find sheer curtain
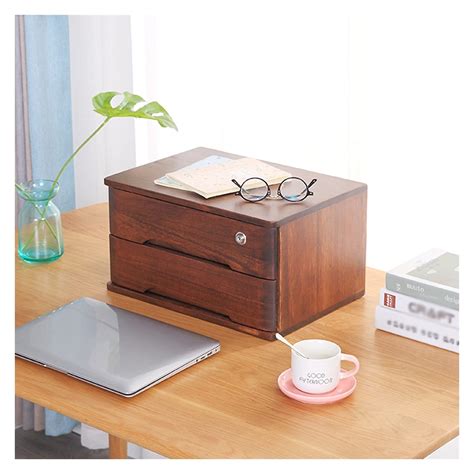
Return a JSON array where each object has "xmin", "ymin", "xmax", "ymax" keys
[{"xmin": 68, "ymin": 15, "xmax": 136, "ymax": 208}]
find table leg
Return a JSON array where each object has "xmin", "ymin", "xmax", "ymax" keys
[{"xmin": 109, "ymin": 434, "xmax": 128, "ymax": 459}]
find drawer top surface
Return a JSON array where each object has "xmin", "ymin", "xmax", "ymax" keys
[{"xmin": 105, "ymin": 147, "xmax": 367, "ymax": 227}]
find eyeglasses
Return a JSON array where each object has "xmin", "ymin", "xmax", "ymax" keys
[{"xmin": 231, "ymin": 177, "xmax": 318, "ymax": 203}]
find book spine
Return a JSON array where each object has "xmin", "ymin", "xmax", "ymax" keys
[
  {"xmin": 385, "ymin": 273, "xmax": 459, "ymax": 310},
  {"xmin": 375, "ymin": 305, "xmax": 459, "ymax": 353},
  {"xmin": 379, "ymin": 288, "xmax": 459, "ymax": 328}
]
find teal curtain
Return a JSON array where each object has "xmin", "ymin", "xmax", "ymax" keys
[
  {"xmin": 16, "ymin": 15, "xmax": 78, "ymax": 437},
  {"xmin": 23, "ymin": 15, "xmax": 76, "ymax": 211}
]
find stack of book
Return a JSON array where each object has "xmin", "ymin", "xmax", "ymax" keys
[{"xmin": 375, "ymin": 249, "xmax": 459, "ymax": 353}]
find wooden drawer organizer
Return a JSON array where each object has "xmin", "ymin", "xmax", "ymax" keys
[{"xmin": 105, "ymin": 147, "xmax": 367, "ymax": 340}]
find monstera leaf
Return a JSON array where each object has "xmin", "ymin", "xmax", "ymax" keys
[
  {"xmin": 16, "ymin": 90, "xmax": 177, "ymax": 213},
  {"xmin": 92, "ymin": 91, "xmax": 178, "ymax": 130}
]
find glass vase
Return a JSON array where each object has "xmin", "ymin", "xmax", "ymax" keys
[{"xmin": 16, "ymin": 179, "xmax": 64, "ymax": 263}]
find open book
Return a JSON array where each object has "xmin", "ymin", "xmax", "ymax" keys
[{"xmin": 154, "ymin": 155, "xmax": 291, "ymax": 199}]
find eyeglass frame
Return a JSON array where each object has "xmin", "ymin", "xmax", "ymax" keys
[{"xmin": 231, "ymin": 176, "xmax": 318, "ymax": 203}]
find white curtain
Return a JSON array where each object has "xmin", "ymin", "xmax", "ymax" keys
[{"xmin": 68, "ymin": 15, "xmax": 136, "ymax": 208}]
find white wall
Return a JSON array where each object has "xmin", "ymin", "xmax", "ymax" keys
[
  {"xmin": 348, "ymin": 6, "xmax": 468, "ymax": 270},
  {"xmin": 69, "ymin": 15, "xmax": 136, "ymax": 208},
  {"xmin": 131, "ymin": 1, "xmax": 470, "ymax": 271},
  {"xmin": 131, "ymin": 5, "xmax": 350, "ymax": 177}
]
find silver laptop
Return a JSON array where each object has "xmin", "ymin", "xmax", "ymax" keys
[{"xmin": 15, "ymin": 297, "xmax": 220, "ymax": 397}]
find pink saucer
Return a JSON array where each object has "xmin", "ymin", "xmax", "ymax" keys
[{"xmin": 277, "ymin": 369, "xmax": 357, "ymax": 404}]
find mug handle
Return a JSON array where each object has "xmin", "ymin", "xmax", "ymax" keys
[{"xmin": 340, "ymin": 354, "xmax": 360, "ymax": 379}]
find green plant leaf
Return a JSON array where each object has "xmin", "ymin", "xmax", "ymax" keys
[
  {"xmin": 92, "ymin": 91, "xmax": 119, "ymax": 112},
  {"xmin": 92, "ymin": 91, "xmax": 178, "ymax": 130}
]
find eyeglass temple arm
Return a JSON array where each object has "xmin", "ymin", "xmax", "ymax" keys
[
  {"xmin": 306, "ymin": 178, "xmax": 318, "ymax": 195},
  {"xmin": 231, "ymin": 179, "xmax": 242, "ymax": 195}
]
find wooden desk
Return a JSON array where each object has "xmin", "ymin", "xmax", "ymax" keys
[{"xmin": 15, "ymin": 204, "xmax": 459, "ymax": 459}]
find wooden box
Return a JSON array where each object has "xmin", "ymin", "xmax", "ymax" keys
[{"xmin": 104, "ymin": 148, "xmax": 367, "ymax": 340}]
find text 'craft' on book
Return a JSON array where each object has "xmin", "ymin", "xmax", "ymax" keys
[{"xmin": 379, "ymin": 288, "xmax": 459, "ymax": 328}]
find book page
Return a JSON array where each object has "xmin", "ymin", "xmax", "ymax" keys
[
  {"xmin": 154, "ymin": 155, "xmax": 233, "ymax": 191},
  {"xmin": 166, "ymin": 158, "xmax": 291, "ymax": 198}
]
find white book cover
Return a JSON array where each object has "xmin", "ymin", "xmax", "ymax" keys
[
  {"xmin": 387, "ymin": 248, "xmax": 459, "ymax": 293},
  {"xmin": 386, "ymin": 249, "xmax": 459, "ymax": 310},
  {"xmin": 379, "ymin": 288, "xmax": 459, "ymax": 328},
  {"xmin": 375, "ymin": 305, "xmax": 459, "ymax": 353}
]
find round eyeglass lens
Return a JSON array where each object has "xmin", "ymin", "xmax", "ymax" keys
[
  {"xmin": 240, "ymin": 178, "xmax": 269, "ymax": 201},
  {"xmin": 279, "ymin": 178, "xmax": 308, "ymax": 202}
]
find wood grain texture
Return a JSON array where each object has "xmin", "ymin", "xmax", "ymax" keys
[
  {"xmin": 278, "ymin": 191, "xmax": 367, "ymax": 331},
  {"xmin": 106, "ymin": 149, "xmax": 367, "ymax": 338},
  {"xmin": 105, "ymin": 147, "xmax": 367, "ymax": 228},
  {"xmin": 109, "ymin": 188, "xmax": 276, "ymax": 279},
  {"xmin": 110, "ymin": 235, "xmax": 277, "ymax": 331},
  {"xmin": 108, "ymin": 435, "xmax": 127, "ymax": 459},
  {"xmin": 107, "ymin": 282, "xmax": 275, "ymax": 340},
  {"xmin": 16, "ymin": 204, "xmax": 459, "ymax": 459}
]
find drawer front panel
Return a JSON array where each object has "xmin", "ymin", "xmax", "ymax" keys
[
  {"xmin": 109, "ymin": 189, "xmax": 276, "ymax": 279},
  {"xmin": 110, "ymin": 236, "xmax": 277, "ymax": 331}
]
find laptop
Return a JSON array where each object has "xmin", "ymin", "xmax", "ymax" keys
[{"xmin": 15, "ymin": 297, "xmax": 220, "ymax": 397}]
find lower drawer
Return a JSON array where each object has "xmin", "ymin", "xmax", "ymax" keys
[{"xmin": 109, "ymin": 235, "xmax": 277, "ymax": 331}]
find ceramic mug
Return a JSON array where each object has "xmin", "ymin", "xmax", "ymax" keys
[{"xmin": 291, "ymin": 339, "xmax": 359, "ymax": 394}]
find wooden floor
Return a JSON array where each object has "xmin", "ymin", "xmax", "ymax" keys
[{"xmin": 15, "ymin": 429, "xmax": 109, "ymax": 459}]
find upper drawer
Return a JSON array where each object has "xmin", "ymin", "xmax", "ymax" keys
[{"xmin": 109, "ymin": 188, "xmax": 276, "ymax": 279}]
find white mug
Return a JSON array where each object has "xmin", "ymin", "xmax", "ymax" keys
[{"xmin": 291, "ymin": 339, "xmax": 359, "ymax": 394}]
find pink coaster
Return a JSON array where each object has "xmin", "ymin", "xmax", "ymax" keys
[{"xmin": 277, "ymin": 368, "xmax": 357, "ymax": 404}]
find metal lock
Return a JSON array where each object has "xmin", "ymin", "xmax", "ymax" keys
[{"xmin": 235, "ymin": 232, "xmax": 247, "ymax": 246}]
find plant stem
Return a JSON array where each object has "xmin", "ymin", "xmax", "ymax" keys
[
  {"xmin": 20, "ymin": 205, "xmax": 60, "ymax": 253},
  {"xmin": 50, "ymin": 117, "xmax": 111, "ymax": 194},
  {"xmin": 17, "ymin": 117, "xmax": 112, "ymax": 254},
  {"xmin": 16, "ymin": 183, "xmax": 59, "ymax": 247}
]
